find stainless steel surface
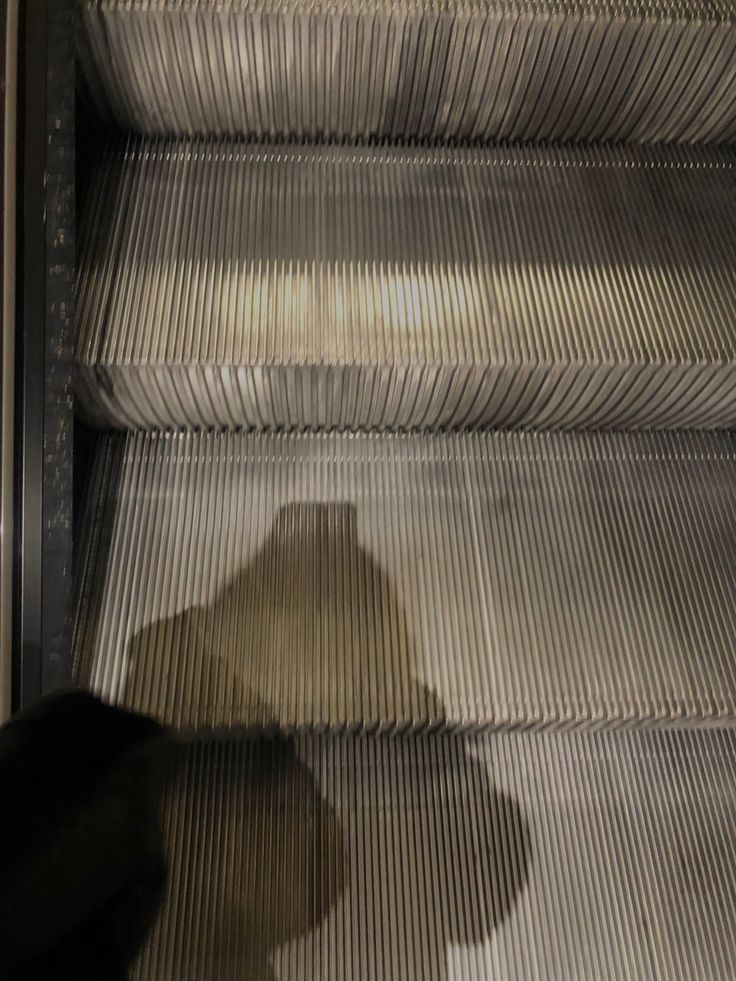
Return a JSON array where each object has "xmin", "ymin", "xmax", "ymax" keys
[
  {"xmin": 135, "ymin": 729, "xmax": 736, "ymax": 980},
  {"xmin": 79, "ymin": 0, "xmax": 736, "ymax": 144},
  {"xmin": 74, "ymin": 429, "xmax": 736, "ymax": 732},
  {"xmin": 70, "ymin": 4, "xmax": 736, "ymax": 975},
  {"xmin": 75, "ymin": 141, "xmax": 736, "ymax": 432}
]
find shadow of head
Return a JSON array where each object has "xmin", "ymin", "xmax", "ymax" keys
[{"xmin": 125, "ymin": 500, "xmax": 441, "ymax": 728}]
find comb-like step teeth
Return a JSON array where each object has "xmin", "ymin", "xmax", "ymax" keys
[
  {"xmin": 79, "ymin": 0, "xmax": 736, "ymax": 144},
  {"xmin": 134, "ymin": 729, "xmax": 736, "ymax": 980},
  {"xmin": 74, "ymin": 429, "xmax": 736, "ymax": 732},
  {"xmin": 75, "ymin": 141, "xmax": 736, "ymax": 432}
]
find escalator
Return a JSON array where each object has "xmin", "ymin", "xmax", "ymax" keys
[{"xmin": 10, "ymin": 1, "xmax": 736, "ymax": 977}]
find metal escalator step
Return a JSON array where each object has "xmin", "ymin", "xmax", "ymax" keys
[
  {"xmin": 79, "ymin": 0, "xmax": 736, "ymax": 144},
  {"xmin": 134, "ymin": 729, "xmax": 736, "ymax": 980},
  {"xmin": 75, "ymin": 141, "xmax": 736, "ymax": 432},
  {"xmin": 74, "ymin": 429, "xmax": 736, "ymax": 732}
]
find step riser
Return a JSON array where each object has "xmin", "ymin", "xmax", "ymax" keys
[
  {"xmin": 76, "ymin": 142, "xmax": 736, "ymax": 432},
  {"xmin": 81, "ymin": 4, "xmax": 736, "ymax": 144},
  {"xmin": 74, "ymin": 430, "xmax": 736, "ymax": 732}
]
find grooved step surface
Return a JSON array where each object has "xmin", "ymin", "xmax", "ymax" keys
[
  {"xmin": 134, "ymin": 730, "xmax": 736, "ymax": 980},
  {"xmin": 74, "ymin": 430, "xmax": 736, "ymax": 732},
  {"xmin": 80, "ymin": 0, "xmax": 736, "ymax": 144},
  {"xmin": 76, "ymin": 142, "xmax": 736, "ymax": 432}
]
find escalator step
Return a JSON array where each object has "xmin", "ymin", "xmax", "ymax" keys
[
  {"xmin": 79, "ymin": 0, "xmax": 736, "ymax": 144},
  {"xmin": 134, "ymin": 729, "xmax": 736, "ymax": 980},
  {"xmin": 75, "ymin": 141, "xmax": 736, "ymax": 432},
  {"xmin": 74, "ymin": 429, "xmax": 736, "ymax": 732}
]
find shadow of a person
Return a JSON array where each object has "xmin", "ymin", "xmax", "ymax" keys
[
  {"xmin": 125, "ymin": 502, "xmax": 443, "ymax": 731},
  {"xmin": 125, "ymin": 502, "xmax": 530, "ymax": 979}
]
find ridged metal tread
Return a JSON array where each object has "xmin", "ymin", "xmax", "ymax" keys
[
  {"xmin": 134, "ymin": 729, "xmax": 736, "ymax": 980},
  {"xmin": 79, "ymin": 0, "xmax": 736, "ymax": 144},
  {"xmin": 74, "ymin": 429, "xmax": 736, "ymax": 732},
  {"xmin": 76, "ymin": 141, "xmax": 736, "ymax": 432}
]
